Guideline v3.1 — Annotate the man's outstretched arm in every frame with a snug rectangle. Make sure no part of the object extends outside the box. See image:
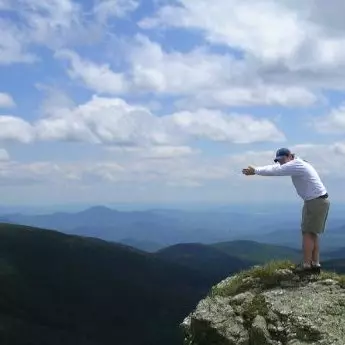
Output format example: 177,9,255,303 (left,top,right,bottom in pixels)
243,161,304,176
